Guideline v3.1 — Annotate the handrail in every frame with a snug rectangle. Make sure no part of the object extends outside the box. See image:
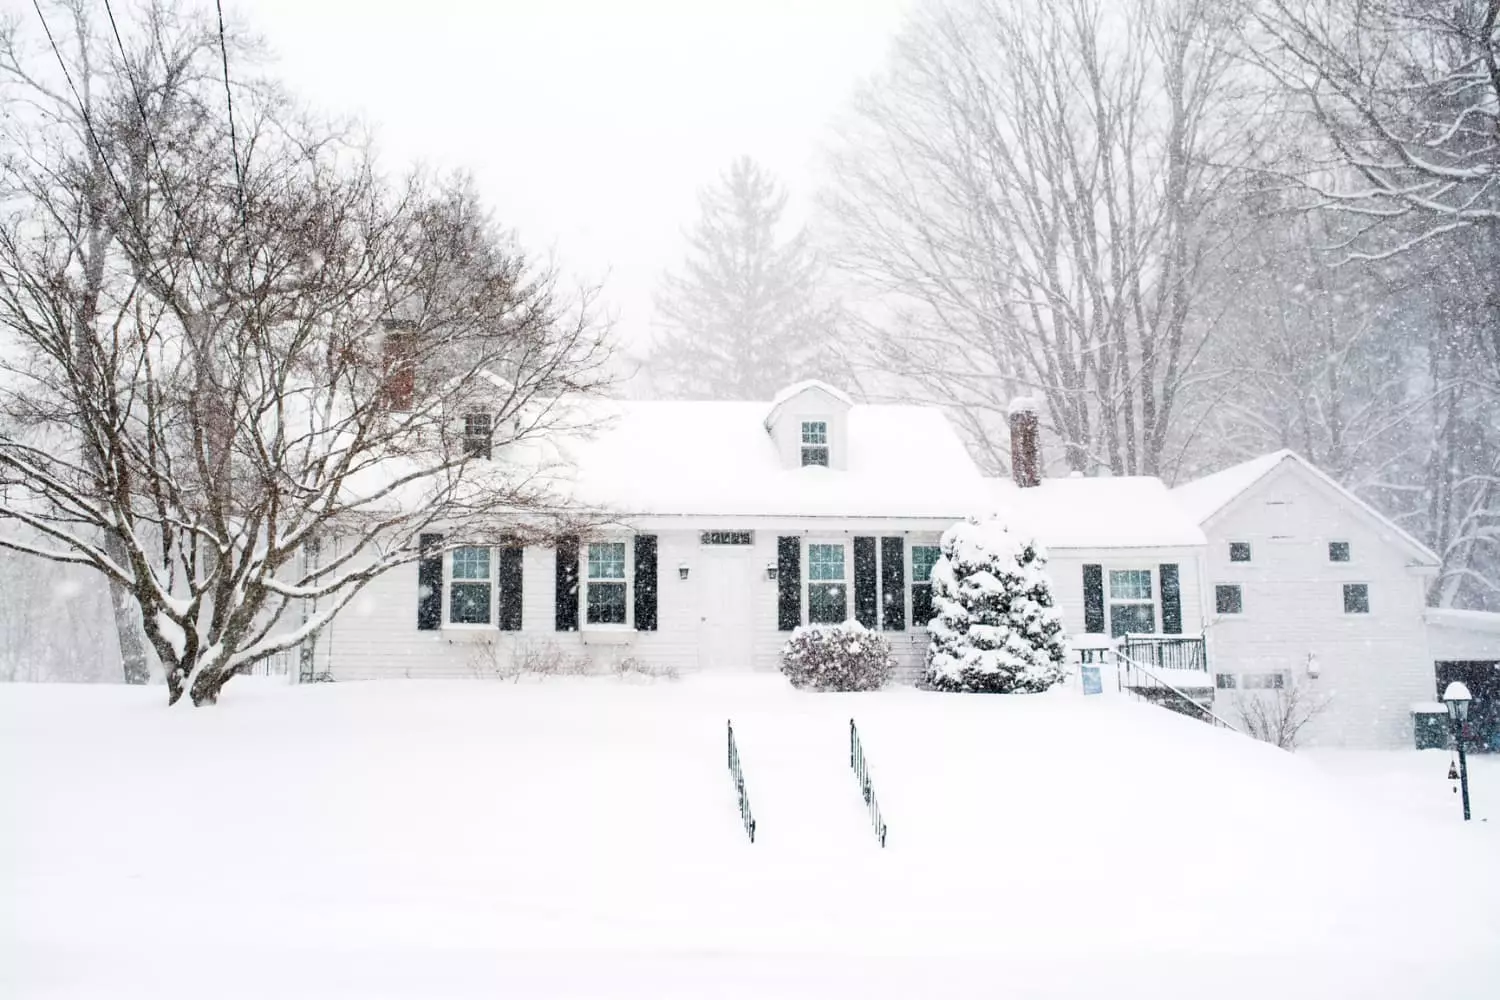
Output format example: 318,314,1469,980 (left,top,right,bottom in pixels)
726,720,756,843
1115,653,1240,732
849,719,888,847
